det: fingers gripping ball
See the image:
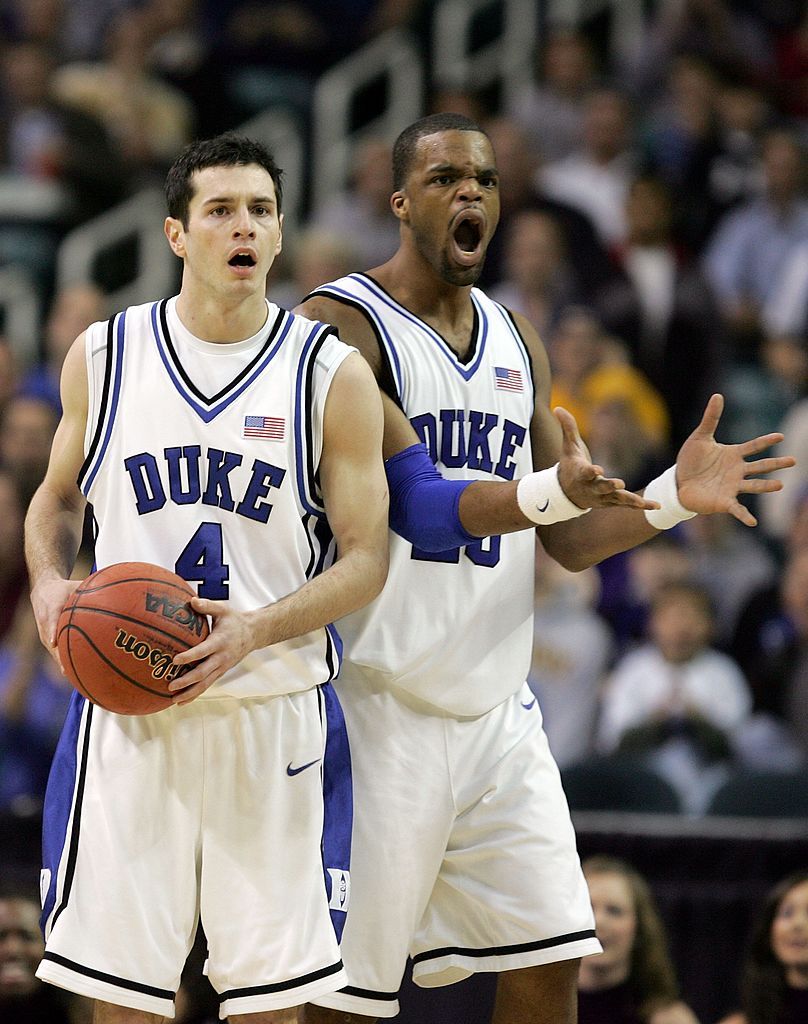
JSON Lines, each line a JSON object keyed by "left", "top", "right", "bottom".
{"left": 57, "top": 562, "right": 210, "bottom": 715}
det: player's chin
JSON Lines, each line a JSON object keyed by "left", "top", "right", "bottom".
{"left": 441, "top": 256, "right": 484, "bottom": 287}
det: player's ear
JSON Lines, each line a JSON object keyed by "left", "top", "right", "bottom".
{"left": 164, "top": 217, "right": 185, "bottom": 258}
{"left": 391, "top": 190, "right": 408, "bottom": 223}
{"left": 275, "top": 212, "right": 284, "bottom": 257}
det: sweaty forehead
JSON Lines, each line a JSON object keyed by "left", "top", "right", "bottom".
{"left": 413, "top": 130, "right": 495, "bottom": 172}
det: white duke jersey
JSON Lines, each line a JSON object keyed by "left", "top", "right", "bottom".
{"left": 78, "top": 297, "right": 353, "bottom": 700}
{"left": 311, "top": 273, "right": 536, "bottom": 716}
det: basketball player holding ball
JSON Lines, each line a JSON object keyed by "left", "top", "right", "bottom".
{"left": 24, "top": 134, "right": 390, "bottom": 1023}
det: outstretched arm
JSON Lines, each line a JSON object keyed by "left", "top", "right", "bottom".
{"left": 538, "top": 393, "right": 795, "bottom": 571}
{"left": 171, "top": 353, "right": 389, "bottom": 701}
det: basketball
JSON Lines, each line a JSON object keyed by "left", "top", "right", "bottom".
{"left": 56, "top": 562, "right": 210, "bottom": 715}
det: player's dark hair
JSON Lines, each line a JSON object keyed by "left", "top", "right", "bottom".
{"left": 165, "top": 133, "right": 284, "bottom": 226}
{"left": 740, "top": 870, "right": 808, "bottom": 1024}
{"left": 392, "top": 113, "right": 487, "bottom": 190}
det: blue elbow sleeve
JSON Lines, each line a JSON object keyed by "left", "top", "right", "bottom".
{"left": 385, "top": 444, "right": 477, "bottom": 552}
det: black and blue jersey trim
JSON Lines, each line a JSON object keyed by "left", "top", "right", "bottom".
{"left": 219, "top": 959, "right": 344, "bottom": 1003}
{"left": 40, "top": 951, "right": 174, "bottom": 1001}
{"left": 78, "top": 311, "right": 127, "bottom": 495}
{"left": 41, "top": 697, "right": 94, "bottom": 936}
{"left": 411, "top": 929, "right": 598, "bottom": 966}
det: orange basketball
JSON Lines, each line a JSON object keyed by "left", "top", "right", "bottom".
{"left": 56, "top": 562, "right": 210, "bottom": 715}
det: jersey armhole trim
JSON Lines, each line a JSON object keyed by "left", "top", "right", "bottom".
{"left": 77, "top": 311, "right": 125, "bottom": 494}
{"left": 304, "top": 290, "right": 403, "bottom": 410}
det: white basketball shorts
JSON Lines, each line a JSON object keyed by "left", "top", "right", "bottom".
{"left": 37, "top": 684, "right": 351, "bottom": 1019}
{"left": 313, "top": 666, "right": 600, "bottom": 1019}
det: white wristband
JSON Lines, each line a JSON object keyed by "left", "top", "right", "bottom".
{"left": 516, "top": 464, "right": 590, "bottom": 526}
{"left": 643, "top": 465, "right": 697, "bottom": 530}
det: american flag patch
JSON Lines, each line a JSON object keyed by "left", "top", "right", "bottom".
{"left": 494, "top": 366, "right": 524, "bottom": 392}
{"left": 244, "top": 415, "right": 285, "bottom": 440}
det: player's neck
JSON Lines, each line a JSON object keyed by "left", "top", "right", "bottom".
{"left": 174, "top": 287, "right": 268, "bottom": 343}
{"left": 372, "top": 251, "right": 473, "bottom": 329}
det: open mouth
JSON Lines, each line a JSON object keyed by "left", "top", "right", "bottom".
{"left": 450, "top": 212, "right": 484, "bottom": 265}
{"left": 228, "top": 251, "right": 257, "bottom": 269}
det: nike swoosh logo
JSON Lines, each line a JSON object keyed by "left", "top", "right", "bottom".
{"left": 286, "top": 758, "right": 321, "bottom": 776}
{"left": 521, "top": 698, "right": 537, "bottom": 710}
{"left": 536, "top": 500, "right": 549, "bottom": 513}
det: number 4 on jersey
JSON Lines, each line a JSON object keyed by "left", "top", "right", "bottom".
{"left": 175, "top": 522, "right": 230, "bottom": 598}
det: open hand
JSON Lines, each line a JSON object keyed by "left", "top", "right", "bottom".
{"left": 676, "top": 394, "right": 795, "bottom": 526}
{"left": 554, "top": 406, "right": 660, "bottom": 512}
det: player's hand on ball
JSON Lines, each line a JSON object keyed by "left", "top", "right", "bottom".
{"left": 675, "top": 394, "right": 796, "bottom": 526}
{"left": 31, "top": 577, "right": 81, "bottom": 665}
{"left": 554, "top": 407, "right": 660, "bottom": 512}
{"left": 169, "top": 597, "right": 257, "bottom": 704}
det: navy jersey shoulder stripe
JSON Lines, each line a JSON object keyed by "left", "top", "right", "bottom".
{"left": 78, "top": 310, "right": 127, "bottom": 495}
{"left": 304, "top": 287, "right": 402, "bottom": 409}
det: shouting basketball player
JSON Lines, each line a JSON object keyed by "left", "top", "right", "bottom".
{"left": 296, "top": 113, "right": 795, "bottom": 1024}
{"left": 24, "top": 134, "right": 389, "bottom": 1023}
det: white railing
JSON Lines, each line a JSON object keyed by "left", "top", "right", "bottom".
{"left": 55, "top": 188, "right": 176, "bottom": 309}
{"left": 310, "top": 29, "right": 423, "bottom": 214}
{"left": 431, "top": 0, "right": 538, "bottom": 110}
{"left": 0, "top": 266, "right": 41, "bottom": 367}
{"left": 43, "top": 0, "right": 659, "bottom": 321}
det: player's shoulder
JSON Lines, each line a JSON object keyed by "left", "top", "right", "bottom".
{"left": 295, "top": 278, "right": 383, "bottom": 375}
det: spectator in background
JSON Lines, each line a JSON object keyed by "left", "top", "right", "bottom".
{"left": 22, "top": 280, "right": 107, "bottom": 412}
{"left": 0, "top": 599, "right": 73, "bottom": 814}
{"left": 704, "top": 129, "right": 808, "bottom": 358}
{"left": 680, "top": 513, "right": 777, "bottom": 649}
{"left": 718, "top": 870, "right": 808, "bottom": 1024}
{"left": 507, "top": 27, "right": 598, "bottom": 163}
{"left": 579, "top": 855, "right": 700, "bottom": 1024}
{"left": 0, "top": 392, "right": 58, "bottom": 509}
{"left": 759, "top": 399, "right": 808, "bottom": 546}
{"left": 0, "top": 469, "right": 27, "bottom": 645}
{"left": 0, "top": 40, "right": 128, "bottom": 294}
{"left": 52, "top": 7, "right": 195, "bottom": 184}
{"left": 0, "top": 892, "right": 82, "bottom": 1023}
{"left": 528, "top": 541, "right": 613, "bottom": 769}
{"left": 490, "top": 209, "right": 581, "bottom": 339}
{"left": 596, "top": 580, "right": 753, "bottom": 813}
{"left": 309, "top": 136, "right": 400, "bottom": 269}
{"left": 595, "top": 173, "right": 720, "bottom": 448}
{"left": 540, "top": 87, "right": 638, "bottom": 249}
{"left": 479, "top": 116, "right": 614, "bottom": 293}
{"left": 582, "top": 363, "right": 672, "bottom": 491}
{"left": 270, "top": 226, "right": 358, "bottom": 309}
{"left": 0, "top": 338, "right": 20, "bottom": 418}
{"left": 640, "top": 54, "right": 721, "bottom": 251}
{"left": 731, "top": 542, "right": 808, "bottom": 762}
{"left": 546, "top": 305, "right": 609, "bottom": 438}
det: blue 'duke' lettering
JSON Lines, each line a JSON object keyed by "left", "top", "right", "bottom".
{"left": 123, "top": 447, "right": 286, "bottom": 523}
{"left": 408, "top": 408, "right": 528, "bottom": 568}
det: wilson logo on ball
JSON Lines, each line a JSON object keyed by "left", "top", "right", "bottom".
{"left": 113, "top": 629, "right": 186, "bottom": 682}
{"left": 145, "top": 592, "right": 207, "bottom": 635}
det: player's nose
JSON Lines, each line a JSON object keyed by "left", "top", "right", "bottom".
{"left": 457, "top": 176, "right": 483, "bottom": 202}
{"left": 232, "top": 206, "right": 255, "bottom": 237}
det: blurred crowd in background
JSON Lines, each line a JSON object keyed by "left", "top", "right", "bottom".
{"left": 0, "top": 1, "right": 807, "bottom": 1021}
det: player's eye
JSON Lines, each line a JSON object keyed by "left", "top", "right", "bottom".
{"left": 480, "top": 176, "right": 498, "bottom": 188}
